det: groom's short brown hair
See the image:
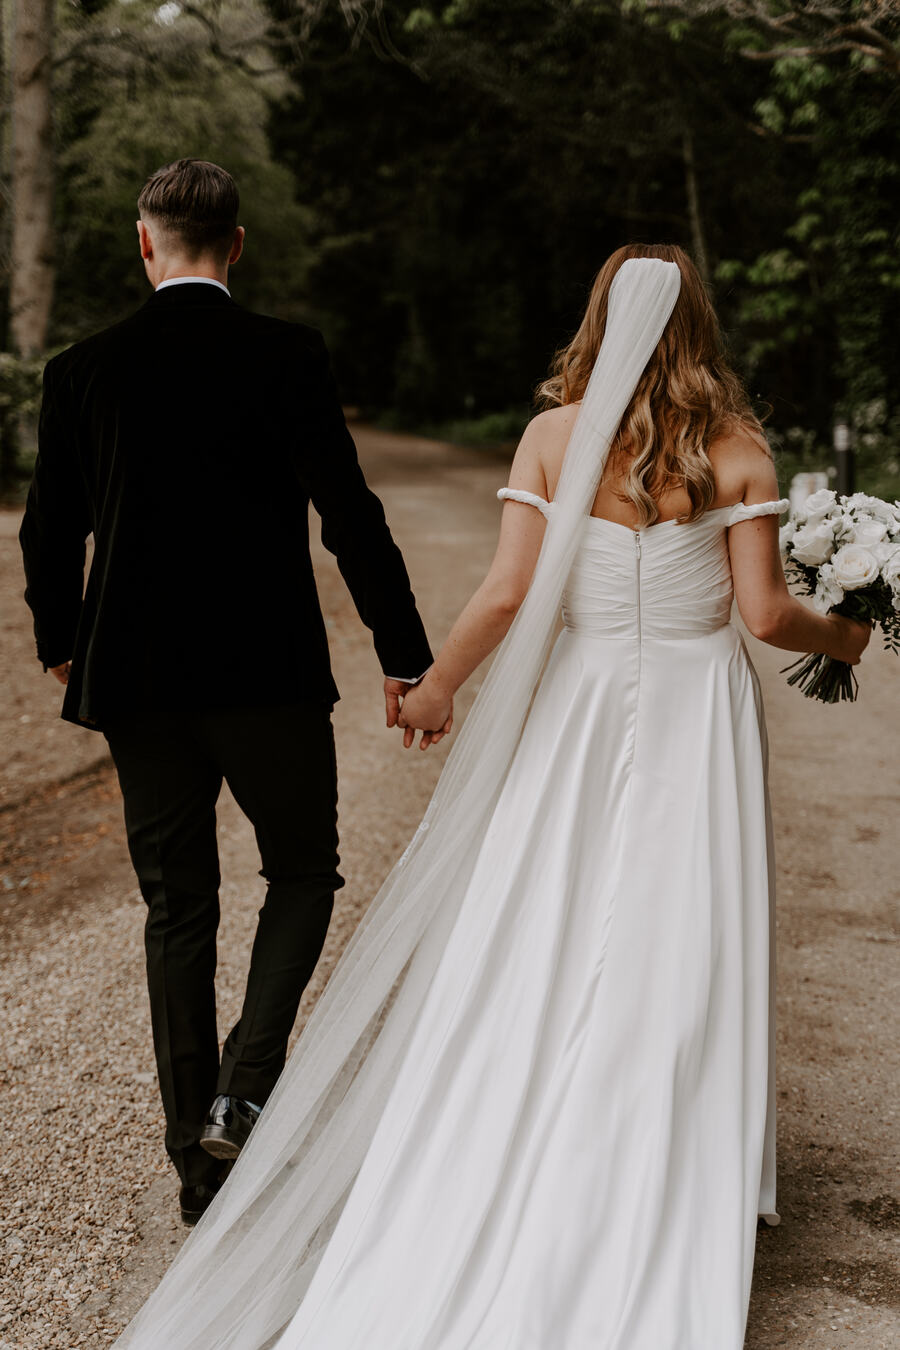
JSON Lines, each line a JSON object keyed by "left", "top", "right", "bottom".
{"left": 138, "top": 159, "right": 239, "bottom": 259}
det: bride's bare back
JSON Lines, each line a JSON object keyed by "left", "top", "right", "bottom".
{"left": 478, "top": 402, "right": 867, "bottom": 673}
{"left": 526, "top": 402, "right": 773, "bottom": 527}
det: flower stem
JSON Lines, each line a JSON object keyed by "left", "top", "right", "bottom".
{"left": 779, "top": 652, "right": 858, "bottom": 703}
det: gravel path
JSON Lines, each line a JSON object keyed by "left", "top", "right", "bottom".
{"left": 1, "top": 426, "right": 897, "bottom": 1349}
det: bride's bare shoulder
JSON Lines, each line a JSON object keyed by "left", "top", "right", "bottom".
{"left": 708, "top": 420, "right": 778, "bottom": 502}
{"left": 529, "top": 403, "right": 581, "bottom": 430}
{"left": 505, "top": 404, "right": 580, "bottom": 500}
{"left": 709, "top": 418, "right": 770, "bottom": 453}
{"left": 520, "top": 404, "right": 580, "bottom": 474}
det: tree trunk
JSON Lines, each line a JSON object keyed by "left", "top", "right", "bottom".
{"left": 0, "top": 1, "right": 13, "bottom": 493}
{"left": 681, "top": 123, "right": 710, "bottom": 288}
{"left": 10, "top": 0, "right": 54, "bottom": 359}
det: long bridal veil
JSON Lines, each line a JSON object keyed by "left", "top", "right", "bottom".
{"left": 113, "top": 257, "right": 682, "bottom": 1350}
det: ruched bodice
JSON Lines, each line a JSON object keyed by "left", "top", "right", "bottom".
{"left": 564, "top": 508, "right": 735, "bottom": 639}
{"left": 498, "top": 490, "right": 789, "bottom": 642}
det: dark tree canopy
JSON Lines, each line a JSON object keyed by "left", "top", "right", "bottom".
{"left": 3, "top": 0, "right": 898, "bottom": 494}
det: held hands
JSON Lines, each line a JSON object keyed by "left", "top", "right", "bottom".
{"left": 395, "top": 671, "right": 454, "bottom": 751}
{"left": 383, "top": 674, "right": 453, "bottom": 750}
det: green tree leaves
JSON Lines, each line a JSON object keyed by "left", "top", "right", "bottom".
{"left": 3, "top": 0, "right": 893, "bottom": 497}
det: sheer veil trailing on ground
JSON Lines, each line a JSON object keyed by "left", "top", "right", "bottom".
{"left": 113, "top": 257, "right": 682, "bottom": 1350}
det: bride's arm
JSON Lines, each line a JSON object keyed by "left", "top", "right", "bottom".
{"left": 729, "top": 447, "right": 870, "bottom": 664}
{"left": 397, "top": 420, "right": 551, "bottom": 748}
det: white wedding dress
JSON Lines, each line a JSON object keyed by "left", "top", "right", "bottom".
{"left": 271, "top": 491, "right": 786, "bottom": 1350}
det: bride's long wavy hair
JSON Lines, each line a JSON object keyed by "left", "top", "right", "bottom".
{"left": 538, "top": 243, "right": 768, "bottom": 526}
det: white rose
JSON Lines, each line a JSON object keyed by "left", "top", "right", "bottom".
{"left": 812, "top": 562, "right": 844, "bottom": 614}
{"left": 779, "top": 521, "right": 795, "bottom": 556}
{"left": 844, "top": 492, "right": 880, "bottom": 512}
{"left": 790, "top": 520, "right": 836, "bottom": 566}
{"left": 866, "top": 498, "right": 898, "bottom": 527}
{"left": 803, "top": 487, "right": 837, "bottom": 522}
{"left": 852, "top": 517, "right": 889, "bottom": 547}
{"left": 830, "top": 543, "right": 880, "bottom": 591}
{"left": 842, "top": 493, "right": 896, "bottom": 526}
{"left": 881, "top": 546, "right": 900, "bottom": 591}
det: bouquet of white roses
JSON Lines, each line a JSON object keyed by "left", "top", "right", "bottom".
{"left": 779, "top": 489, "right": 900, "bottom": 702}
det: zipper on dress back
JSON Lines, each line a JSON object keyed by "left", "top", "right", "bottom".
{"left": 634, "top": 530, "right": 642, "bottom": 646}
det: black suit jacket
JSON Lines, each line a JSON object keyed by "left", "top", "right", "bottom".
{"left": 20, "top": 283, "right": 433, "bottom": 730}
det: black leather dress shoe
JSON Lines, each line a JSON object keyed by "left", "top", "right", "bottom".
{"left": 200, "top": 1093, "right": 262, "bottom": 1160}
{"left": 179, "top": 1180, "right": 221, "bottom": 1227}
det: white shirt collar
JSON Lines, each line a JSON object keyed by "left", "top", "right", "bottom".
{"left": 155, "top": 276, "right": 231, "bottom": 296}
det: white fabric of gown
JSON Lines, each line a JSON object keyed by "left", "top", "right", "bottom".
{"left": 274, "top": 495, "right": 787, "bottom": 1350}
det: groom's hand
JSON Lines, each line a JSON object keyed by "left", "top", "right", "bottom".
{"left": 49, "top": 660, "right": 72, "bottom": 686}
{"left": 384, "top": 677, "right": 413, "bottom": 728}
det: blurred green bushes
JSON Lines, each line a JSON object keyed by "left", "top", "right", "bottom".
{"left": 0, "top": 353, "right": 45, "bottom": 496}
{"left": 377, "top": 406, "right": 531, "bottom": 452}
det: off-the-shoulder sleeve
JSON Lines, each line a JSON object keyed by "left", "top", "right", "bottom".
{"left": 727, "top": 498, "right": 790, "bottom": 526}
{"left": 497, "top": 487, "right": 553, "bottom": 520}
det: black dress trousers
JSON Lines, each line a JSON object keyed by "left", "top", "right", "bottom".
{"left": 104, "top": 701, "right": 343, "bottom": 1188}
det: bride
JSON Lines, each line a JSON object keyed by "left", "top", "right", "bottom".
{"left": 112, "top": 246, "right": 869, "bottom": 1350}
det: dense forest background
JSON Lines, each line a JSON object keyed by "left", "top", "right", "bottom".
{"left": 1, "top": 0, "right": 898, "bottom": 495}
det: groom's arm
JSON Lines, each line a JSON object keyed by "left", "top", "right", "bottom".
{"left": 288, "top": 329, "right": 433, "bottom": 680}
{"left": 19, "top": 355, "right": 92, "bottom": 671}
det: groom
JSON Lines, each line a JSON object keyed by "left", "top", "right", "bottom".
{"left": 20, "top": 158, "right": 434, "bottom": 1224}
